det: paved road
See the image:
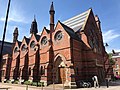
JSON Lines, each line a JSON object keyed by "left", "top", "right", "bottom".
{"left": 0, "top": 80, "right": 120, "bottom": 90}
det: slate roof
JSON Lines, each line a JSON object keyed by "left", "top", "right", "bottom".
{"left": 63, "top": 9, "right": 91, "bottom": 32}
{"left": 35, "top": 34, "right": 41, "bottom": 41}
{"left": 0, "top": 41, "right": 13, "bottom": 55}
{"left": 46, "top": 29, "right": 50, "bottom": 33}
{"left": 18, "top": 40, "right": 22, "bottom": 47}
{"left": 112, "top": 52, "right": 120, "bottom": 58}
{"left": 24, "top": 36, "right": 30, "bottom": 45}
{"left": 59, "top": 21, "right": 80, "bottom": 41}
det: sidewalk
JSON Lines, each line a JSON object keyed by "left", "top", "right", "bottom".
{"left": 0, "top": 80, "right": 120, "bottom": 90}
{"left": 0, "top": 83, "right": 62, "bottom": 90}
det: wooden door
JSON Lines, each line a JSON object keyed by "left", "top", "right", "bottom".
{"left": 58, "top": 67, "right": 66, "bottom": 83}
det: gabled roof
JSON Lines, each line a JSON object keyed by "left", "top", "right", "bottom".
{"left": 63, "top": 8, "right": 91, "bottom": 32}
{"left": 35, "top": 34, "right": 41, "bottom": 41}
{"left": 24, "top": 36, "right": 30, "bottom": 45}
{"left": 18, "top": 40, "right": 22, "bottom": 47}
{"left": 0, "top": 41, "right": 13, "bottom": 55}
{"left": 59, "top": 21, "right": 80, "bottom": 41}
{"left": 40, "top": 27, "right": 50, "bottom": 37}
{"left": 46, "top": 29, "right": 50, "bottom": 33}
{"left": 43, "top": 27, "right": 50, "bottom": 34}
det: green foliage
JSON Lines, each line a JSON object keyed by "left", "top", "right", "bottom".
{"left": 32, "top": 82, "right": 44, "bottom": 87}
{"left": 110, "top": 58, "right": 115, "bottom": 65}
{"left": 108, "top": 53, "right": 115, "bottom": 65}
{"left": 24, "top": 80, "right": 44, "bottom": 87}
{"left": 24, "top": 81, "right": 32, "bottom": 85}
{"left": 13, "top": 80, "right": 19, "bottom": 84}
{"left": 6, "top": 80, "right": 11, "bottom": 83}
{"left": 38, "top": 82, "right": 44, "bottom": 87}
{"left": 32, "top": 82, "right": 37, "bottom": 86}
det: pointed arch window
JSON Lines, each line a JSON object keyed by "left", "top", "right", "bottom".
{"left": 54, "top": 31, "right": 63, "bottom": 41}
{"left": 41, "top": 36, "right": 48, "bottom": 45}
{"left": 14, "top": 47, "right": 19, "bottom": 53}
{"left": 40, "top": 66, "right": 45, "bottom": 75}
{"left": 21, "top": 44, "right": 27, "bottom": 51}
{"left": 29, "top": 67, "right": 31, "bottom": 76}
{"left": 30, "top": 41, "right": 35, "bottom": 48}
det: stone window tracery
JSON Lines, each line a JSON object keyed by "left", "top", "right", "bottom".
{"left": 14, "top": 47, "right": 19, "bottom": 53}
{"left": 21, "top": 44, "right": 27, "bottom": 51}
{"left": 54, "top": 31, "right": 63, "bottom": 41}
{"left": 30, "top": 41, "right": 35, "bottom": 48}
{"left": 41, "top": 36, "right": 48, "bottom": 45}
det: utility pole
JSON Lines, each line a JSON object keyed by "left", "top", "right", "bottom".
{"left": 0, "top": 0, "right": 11, "bottom": 82}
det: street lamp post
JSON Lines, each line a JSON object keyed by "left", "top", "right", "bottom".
{"left": 0, "top": 0, "right": 11, "bottom": 82}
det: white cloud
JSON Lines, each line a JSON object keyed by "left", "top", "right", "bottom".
{"left": 45, "top": 24, "right": 50, "bottom": 30}
{"left": 103, "top": 30, "right": 120, "bottom": 43}
{"left": 106, "top": 48, "right": 120, "bottom": 53}
{"left": 0, "top": 6, "right": 28, "bottom": 23}
{"left": 113, "top": 49, "right": 120, "bottom": 52}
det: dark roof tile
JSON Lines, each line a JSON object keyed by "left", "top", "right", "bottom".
{"left": 59, "top": 21, "right": 81, "bottom": 41}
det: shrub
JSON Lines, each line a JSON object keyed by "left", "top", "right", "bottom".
{"left": 6, "top": 80, "right": 11, "bottom": 83}
{"left": 13, "top": 80, "right": 19, "bottom": 84}
{"left": 38, "top": 82, "right": 44, "bottom": 87}
{"left": 31, "top": 82, "right": 44, "bottom": 87}
{"left": 32, "top": 82, "right": 37, "bottom": 86}
{"left": 24, "top": 81, "right": 32, "bottom": 85}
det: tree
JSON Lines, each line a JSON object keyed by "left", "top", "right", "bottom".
{"left": 108, "top": 53, "right": 115, "bottom": 65}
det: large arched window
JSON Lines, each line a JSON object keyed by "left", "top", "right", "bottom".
{"left": 54, "top": 31, "right": 63, "bottom": 41}
{"left": 40, "top": 66, "right": 45, "bottom": 75}
{"left": 41, "top": 36, "right": 48, "bottom": 45}
{"left": 21, "top": 44, "right": 27, "bottom": 51}
{"left": 29, "top": 67, "right": 31, "bottom": 75}
{"left": 30, "top": 41, "right": 35, "bottom": 48}
{"left": 14, "top": 47, "right": 19, "bottom": 53}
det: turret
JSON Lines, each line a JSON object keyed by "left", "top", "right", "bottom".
{"left": 13, "top": 27, "right": 19, "bottom": 43}
{"left": 49, "top": 2, "right": 55, "bottom": 33}
{"left": 30, "top": 16, "right": 38, "bottom": 35}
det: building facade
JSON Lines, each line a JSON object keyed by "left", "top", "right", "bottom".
{"left": 1, "top": 3, "right": 111, "bottom": 87}
{"left": 112, "top": 52, "right": 120, "bottom": 78}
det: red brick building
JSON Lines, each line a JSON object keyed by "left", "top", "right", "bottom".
{"left": 1, "top": 2, "right": 111, "bottom": 87}
{"left": 112, "top": 52, "right": 120, "bottom": 77}
{"left": 0, "top": 41, "right": 13, "bottom": 82}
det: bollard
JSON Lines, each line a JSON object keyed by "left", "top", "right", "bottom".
{"left": 26, "top": 85, "right": 28, "bottom": 90}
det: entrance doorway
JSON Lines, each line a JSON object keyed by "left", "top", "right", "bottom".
{"left": 58, "top": 67, "right": 66, "bottom": 83}
{"left": 54, "top": 55, "right": 67, "bottom": 84}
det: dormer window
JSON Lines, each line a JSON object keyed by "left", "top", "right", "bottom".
{"left": 21, "top": 44, "right": 27, "bottom": 51}
{"left": 41, "top": 36, "right": 47, "bottom": 45}
{"left": 54, "top": 31, "right": 63, "bottom": 41}
{"left": 14, "top": 47, "right": 19, "bottom": 53}
{"left": 30, "top": 41, "right": 35, "bottom": 48}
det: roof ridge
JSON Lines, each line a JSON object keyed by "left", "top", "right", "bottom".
{"left": 63, "top": 8, "right": 91, "bottom": 32}
{"left": 63, "top": 8, "right": 91, "bottom": 23}
{"left": 59, "top": 21, "right": 75, "bottom": 32}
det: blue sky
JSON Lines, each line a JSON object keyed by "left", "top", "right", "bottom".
{"left": 0, "top": 0, "right": 120, "bottom": 53}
